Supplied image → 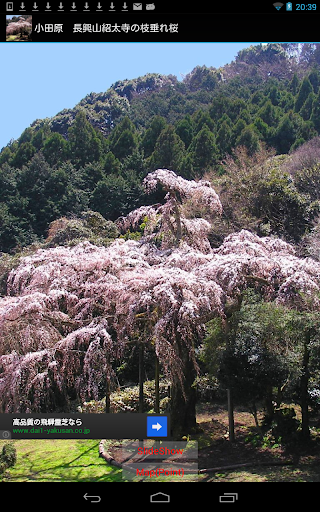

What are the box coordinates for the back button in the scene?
[84,493,101,503]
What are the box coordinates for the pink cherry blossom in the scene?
[117,169,222,252]
[1,171,320,413]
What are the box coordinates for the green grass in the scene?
[0,439,122,482]
[201,465,320,482]
[6,34,31,42]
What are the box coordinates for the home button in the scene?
[150,492,170,503]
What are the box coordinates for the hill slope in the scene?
[1,43,320,253]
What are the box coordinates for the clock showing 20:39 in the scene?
[296,3,317,8]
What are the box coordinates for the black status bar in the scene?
[4,1,320,13]
[7,1,159,13]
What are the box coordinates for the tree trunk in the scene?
[170,365,197,439]
[264,385,274,423]
[227,388,235,442]
[276,385,283,409]
[155,355,160,414]
[139,344,144,413]
[250,402,260,429]
[173,202,182,245]
[170,329,197,438]
[105,378,110,413]
[300,330,310,442]
[224,317,235,442]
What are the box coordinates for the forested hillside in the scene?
[2,43,320,254]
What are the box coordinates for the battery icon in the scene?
[219,493,239,503]
[286,2,293,9]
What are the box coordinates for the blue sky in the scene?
[0,42,260,150]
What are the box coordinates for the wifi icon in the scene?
[273,2,284,9]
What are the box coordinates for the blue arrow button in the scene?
[147,416,167,437]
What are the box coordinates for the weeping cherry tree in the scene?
[1,170,320,437]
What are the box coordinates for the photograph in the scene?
[1,35,319,500]
[6,15,32,42]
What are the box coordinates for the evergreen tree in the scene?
[109,116,138,160]
[308,68,320,93]
[0,203,31,252]
[148,125,186,172]
[103,151,121,175]
[289,73,300,95]
[231,118,246,147]
[43,132,69,167]
[209,95,231,121]
[121,149,146,178]
[91,171,143,221]
[236,125,260,155]
[273,114,296,153]
[311,89,320,133]
[81,162,105,192]
[68,110,102,168]
[0,147,12,167]
[300,92,316,121]
[31,123,51,151]
[192,109,215,133]
[188,124,218,171]
[12,142,36,168]
[91,174,128,220]
[216,120,232,156]
[258,99,277,126]
[18,127,33,145]
[253,117,270,143]
[17,154,87,236]
[175,115,194,149]
[268,85,281,106]
[141,116,167,158]
[295,77,313,113]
